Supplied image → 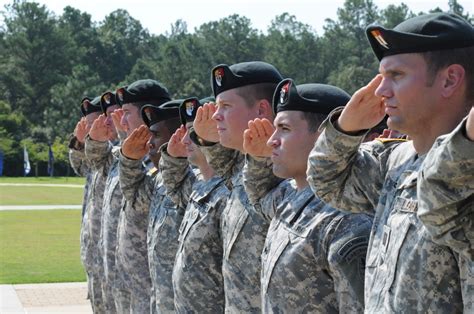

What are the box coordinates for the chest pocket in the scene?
[223,185,250,259]
[261,232,290,294]
[368,169,419,294]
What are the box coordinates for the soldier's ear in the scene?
[256,99,272,119]
[439,64,465,99]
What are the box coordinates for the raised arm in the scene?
[418,112,474,260]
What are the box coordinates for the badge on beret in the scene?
[117,89,124,103]
[279,81,290,104]
[371,30,389,49]
[144,107,153,121]
[214,68,224,87]
[185,100,197,117]
[103,93,111,105]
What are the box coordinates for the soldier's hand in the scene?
[243,118,274,157]
[194,103,219,143]
[111,109,125,133]
[89,114,109,142]
[74,118,88,143]
[338,75,385,133]
[466,107,474,141]
[122,125,151,160]
[168,125,188,158]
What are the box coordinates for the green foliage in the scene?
[0,0,471,175]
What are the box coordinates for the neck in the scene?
[411,107,468,155]
[294,175,309,192]
[198,163,215,181]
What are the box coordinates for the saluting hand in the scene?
[121,125,151,160]
[89,114,109,142]
[338,75,385,133]
[243,118,274,157]
[194,103,219,143]
[467,107,474,141]
[74,118,88,143]
[168,125,187,158]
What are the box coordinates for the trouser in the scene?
[89,272,105,314]
[113,287,131,314]
[101,279,117,313]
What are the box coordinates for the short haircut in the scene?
[421,46,474,103]
[235,82,278,108]
[299,111,327,133]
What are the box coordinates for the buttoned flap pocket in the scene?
[261,234,291,294]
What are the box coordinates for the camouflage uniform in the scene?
[417,118,474,310]
[307,109,466,313]
[69,146,94,309]
[159,148,228,313]
[147,171,185,313]
[117,152,155,313]
[199,143,269,312]
[85,137,123,313]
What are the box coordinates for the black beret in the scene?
[367,13,474,61]
[141,99,182,128]
[211,61,283,97]
[115,79,171,108]
[273,79,350,115]
[178,96,215,126]
[80,96,102,116]
[100,91,118,115]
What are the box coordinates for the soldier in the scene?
[307,13,473,312]
[117,83,180,313]
[85,91,123,313]
[120,100,182,313]
[159,97,229,312]
[193,61,283,312]
[243,79,371,312]
[68,97,101,312]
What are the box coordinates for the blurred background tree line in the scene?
[0,0,471,176]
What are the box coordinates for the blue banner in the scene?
[47,145,54,176]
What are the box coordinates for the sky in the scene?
[0,0,472,35]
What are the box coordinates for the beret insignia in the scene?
[214,68,224,87]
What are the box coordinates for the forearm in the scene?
[199,143,240,180]
[307,110,381,214]
[118,150,153,207]
[85,136,113,173]
[159,145,196,208]
[69,149,89,177]
[418,118,474,259]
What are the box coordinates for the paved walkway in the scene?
[0,205,82,211]
[0,282,92,313]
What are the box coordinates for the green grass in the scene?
[0,186,84,205]
[0,176,85,184]
[0,209,86,284]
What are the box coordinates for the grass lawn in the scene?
[0,186,84,205]
[0,176,85,184]
[0,209,86,284]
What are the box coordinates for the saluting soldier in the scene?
[159,97,229,313]
[243,79,372,313]
[307,13,474,312]
[193,61,283,312]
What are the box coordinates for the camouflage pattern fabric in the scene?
[307,109,466,313]
[159,148,228,313]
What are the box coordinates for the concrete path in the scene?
[0,282,92,314]
[0,205,82,211]
[0,183,83,188]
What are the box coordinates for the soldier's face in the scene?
[267,111,319,182]
[213,89,260,151]
[182,122,207,167]
[105,105,119,140]
[85,112,100,129]
[375,53,440,137]
[147,121,171,165]
[121,104,145,136]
